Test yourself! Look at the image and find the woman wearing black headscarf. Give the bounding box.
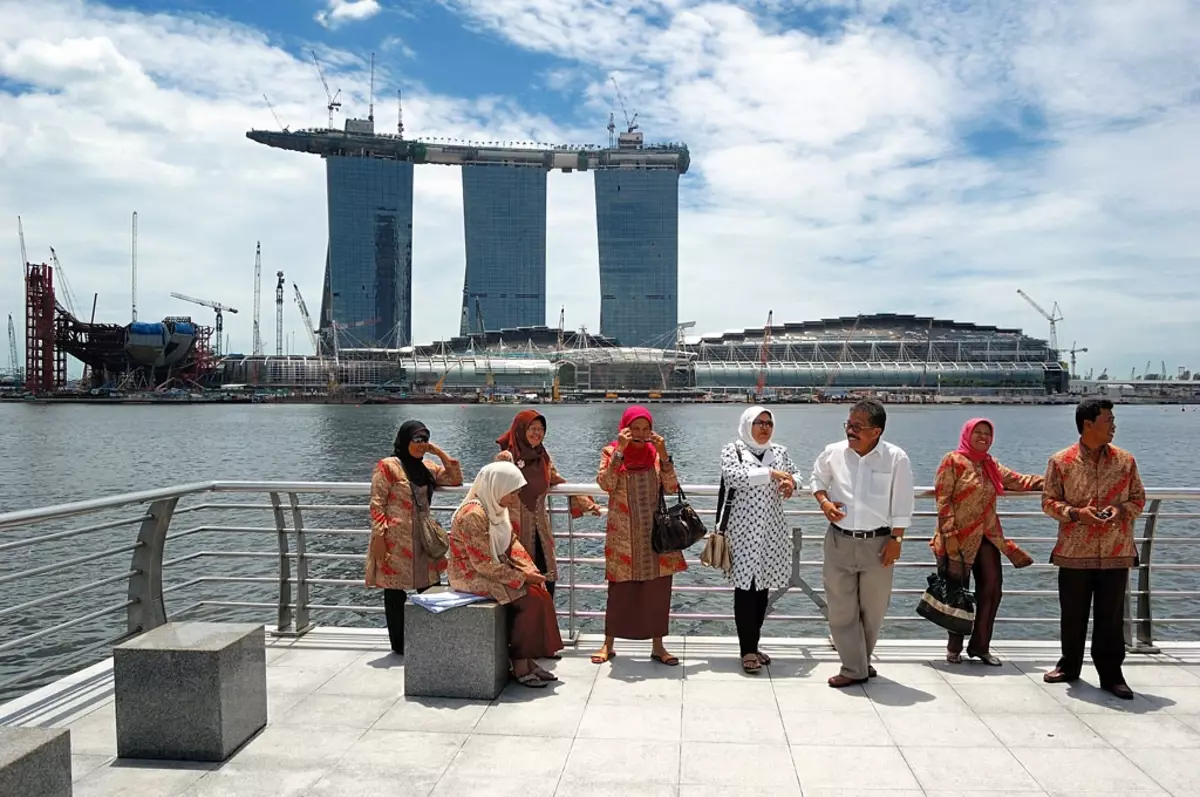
[366,420,463,654]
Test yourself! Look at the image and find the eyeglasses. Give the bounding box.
[844,422,875,433]
[752,420,774,428]
[411,435,430,444]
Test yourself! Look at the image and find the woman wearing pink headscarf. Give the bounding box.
[932,418,1044,665]
[591,406,686,666]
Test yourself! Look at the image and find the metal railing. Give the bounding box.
[1,481,1198,698]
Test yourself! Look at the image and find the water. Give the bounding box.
[2,402,1198,697]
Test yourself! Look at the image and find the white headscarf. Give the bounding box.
[463,462,528,562]
[737,405,776,464]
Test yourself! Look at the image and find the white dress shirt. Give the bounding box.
[810,439,914,531]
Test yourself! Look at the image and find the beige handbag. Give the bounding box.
[700,532,733,575]
[411,483,449,559]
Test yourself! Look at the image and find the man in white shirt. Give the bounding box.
[810,399,914,688]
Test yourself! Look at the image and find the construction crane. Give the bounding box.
[1016,289,1062,360]
[274,271,285,356]
[310,50,342,129]
[6,314,18,379]
[47,247,79,317]
[131,211,138,323]
[610,77,639,134]
[262,94,289,132]
[755,310,774,399]
[170,293,238,356]
[292,283,322,356]
[1065,341,1088,378]
[251,243,263,356]
[17,216,28,278]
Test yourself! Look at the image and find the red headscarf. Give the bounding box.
[611,405,658,472]
[496,410,550,511]
[957,418,1005,495]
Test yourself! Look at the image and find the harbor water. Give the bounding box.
[1,402,1198,696]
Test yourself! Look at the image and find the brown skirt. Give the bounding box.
[605,576,673,640]
[508,588,564,659]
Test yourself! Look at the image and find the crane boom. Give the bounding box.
[292,283,321,355]
[1016,289,1062,358]
[170,292,238,357]
[7,313,18,378]
[17,216,28,278]
[275,271,285,356]
[252,242,262,356]
[310,50,342,129]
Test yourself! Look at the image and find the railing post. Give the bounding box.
[1127,498,1162,654]
[566,496,578,645]
[269,492,294,636]
[287,492,314,636]
[127,497,179,635]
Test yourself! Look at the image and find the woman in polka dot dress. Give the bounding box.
[719,406,805,674]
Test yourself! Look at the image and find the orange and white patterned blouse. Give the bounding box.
[1042,442,1146,570]
[366,456,463,591]
[931,452,1043,567]
[447,502,536,605]
[597,445,687,583]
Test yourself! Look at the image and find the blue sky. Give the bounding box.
[1,0,1198,376]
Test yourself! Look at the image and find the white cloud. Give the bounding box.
[315,0,382,30]
[1,0,1197,378]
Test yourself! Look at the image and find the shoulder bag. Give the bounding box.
[652,484,708,553]
[411,482,450,559]
[915,535,975,635]
[700,445,741,574]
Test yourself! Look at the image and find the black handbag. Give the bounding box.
[915,554,976,636]
[652,485,708,553]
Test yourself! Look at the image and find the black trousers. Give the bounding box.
[383,585,431,654]
[948,538,1003,655]
[734,578,769,656]
[1057,567,1128,687]
[532,528,556,598]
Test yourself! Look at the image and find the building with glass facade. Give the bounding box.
[461,165,547,332]
[321,155,414,348]
[594,169,680,347]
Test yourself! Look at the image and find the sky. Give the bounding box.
[1,0,1198,378]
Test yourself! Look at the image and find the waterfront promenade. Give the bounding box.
[3,627,1200,796]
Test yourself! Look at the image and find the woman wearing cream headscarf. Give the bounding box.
[448,462,564,687]
[719,406,804,674]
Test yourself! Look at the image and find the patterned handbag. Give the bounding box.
[411,483,449,559]
[915,537,975,635]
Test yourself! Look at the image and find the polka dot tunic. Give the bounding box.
[719,441,804,591]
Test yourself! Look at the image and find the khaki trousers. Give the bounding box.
[823,525,895,680]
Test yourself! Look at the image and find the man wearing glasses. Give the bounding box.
[810,399,914,688]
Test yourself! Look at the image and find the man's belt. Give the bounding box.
[832,524,891,539]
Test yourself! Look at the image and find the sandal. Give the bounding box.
[533,665,558,682]
[827,673,868,689]
[946,652,963,664]
[514,672,547,688]
[590,649,616,664]
[742,654,762,674]
[651,652,679,666]
[756,651,771,666]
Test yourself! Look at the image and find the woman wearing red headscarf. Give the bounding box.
[931,418,1043,665]
[495,410,600,598]
[591,406,686,666]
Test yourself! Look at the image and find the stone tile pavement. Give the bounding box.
[3,629,1200,796]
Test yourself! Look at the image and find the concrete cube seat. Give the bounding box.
[0,727,72,797]
[404,587,509,700]
[113,622,266,761]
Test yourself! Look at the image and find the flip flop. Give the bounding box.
[533,666,558,682]
[651,653,679,666]
[756,651,771,666]
[514,672,547,688]
[742,654,762,674]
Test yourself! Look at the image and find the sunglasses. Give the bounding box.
[411,435,430,444]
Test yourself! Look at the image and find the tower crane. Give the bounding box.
[609,77,639,133]
[310,50,342,129]
[1065,341,1088,378]
[275,271,285,356]
[252,242,263,356]
[1016,289,1062,360]
[292,283,322,356]
[755,310,773,399]
[170,293,238,356]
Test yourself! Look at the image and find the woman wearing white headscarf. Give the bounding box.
[719,406,804,673]
[448,462,564,687]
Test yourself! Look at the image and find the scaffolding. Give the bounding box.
[25,262,65,394]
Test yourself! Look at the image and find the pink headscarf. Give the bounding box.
[957,418,1005,495]
[610,405,658,472]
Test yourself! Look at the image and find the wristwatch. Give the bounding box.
[890,534,904,543]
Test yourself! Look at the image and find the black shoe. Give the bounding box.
[868,666,878,678]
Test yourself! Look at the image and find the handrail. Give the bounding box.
[2,480,1199,698]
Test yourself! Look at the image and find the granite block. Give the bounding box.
[113,622,267,761]
[0,726,72,797]
[404,589,508,700]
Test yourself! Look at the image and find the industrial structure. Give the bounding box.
[246,66,689,350]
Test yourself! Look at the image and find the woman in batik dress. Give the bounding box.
[366,420,463,654]
[591,406,685,666]
[449,462,564,688]
[494,409,600,598]
[931,418,1043,665]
